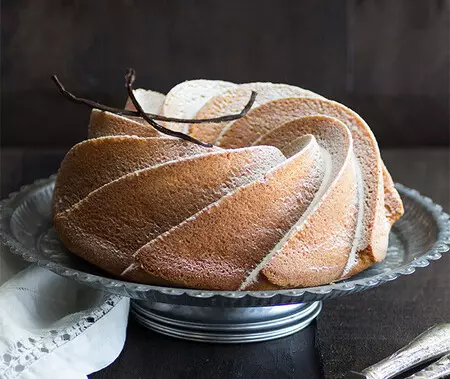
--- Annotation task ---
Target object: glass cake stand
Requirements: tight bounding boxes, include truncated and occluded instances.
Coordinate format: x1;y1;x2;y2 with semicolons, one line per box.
1;177;449;343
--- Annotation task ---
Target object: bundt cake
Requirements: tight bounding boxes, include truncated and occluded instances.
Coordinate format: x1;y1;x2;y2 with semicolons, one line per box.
52;79;404;290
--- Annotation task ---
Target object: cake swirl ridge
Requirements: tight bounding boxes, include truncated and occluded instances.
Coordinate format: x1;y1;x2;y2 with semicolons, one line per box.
53;80;404;290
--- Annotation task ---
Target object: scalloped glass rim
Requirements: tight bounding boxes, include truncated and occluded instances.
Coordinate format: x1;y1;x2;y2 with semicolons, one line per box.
0;176;449;302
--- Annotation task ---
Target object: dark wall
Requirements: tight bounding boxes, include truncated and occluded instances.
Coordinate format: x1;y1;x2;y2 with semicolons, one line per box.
1;0;449;148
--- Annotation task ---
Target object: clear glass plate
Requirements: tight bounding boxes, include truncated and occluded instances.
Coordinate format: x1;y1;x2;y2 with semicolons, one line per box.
1;176;449;307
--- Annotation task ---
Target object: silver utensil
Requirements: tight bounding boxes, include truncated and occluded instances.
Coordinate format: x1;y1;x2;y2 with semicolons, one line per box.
405;354;450;379
346;324;450;379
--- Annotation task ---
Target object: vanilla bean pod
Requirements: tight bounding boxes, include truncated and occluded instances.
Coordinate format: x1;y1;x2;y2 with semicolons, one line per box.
51;74;256;124
125;69;213;147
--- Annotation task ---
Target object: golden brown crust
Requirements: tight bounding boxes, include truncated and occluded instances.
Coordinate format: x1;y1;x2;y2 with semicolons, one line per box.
88;109;160;139
219;97;394;271
53;136;217;215
135;136;324;289
345;163;405;277
190;83;323;145
262;164;358;287
54;146;285;281
381;162;404;225
53;83;404;290
252;116;357;287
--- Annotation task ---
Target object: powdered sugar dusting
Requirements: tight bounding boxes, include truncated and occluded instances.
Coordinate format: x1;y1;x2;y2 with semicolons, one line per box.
239;147;333;290
342;153;365;276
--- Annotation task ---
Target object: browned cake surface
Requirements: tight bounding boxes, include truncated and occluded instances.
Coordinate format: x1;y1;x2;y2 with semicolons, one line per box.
88;109;160;139
54;146;285;281
53;81;404;290
53;136;217;215
136;135;324;289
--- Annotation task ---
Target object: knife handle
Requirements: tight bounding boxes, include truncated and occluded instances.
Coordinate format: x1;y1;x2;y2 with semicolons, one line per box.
405;354;450;379
360;324;450;379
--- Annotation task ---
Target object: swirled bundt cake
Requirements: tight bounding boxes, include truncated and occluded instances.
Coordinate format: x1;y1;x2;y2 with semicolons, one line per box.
52;80;403;290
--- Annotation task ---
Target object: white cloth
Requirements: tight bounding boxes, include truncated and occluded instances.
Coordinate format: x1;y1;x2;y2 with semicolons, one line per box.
0;247;130;379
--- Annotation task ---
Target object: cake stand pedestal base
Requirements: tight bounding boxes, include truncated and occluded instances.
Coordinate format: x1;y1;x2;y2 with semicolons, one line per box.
130;300;322;343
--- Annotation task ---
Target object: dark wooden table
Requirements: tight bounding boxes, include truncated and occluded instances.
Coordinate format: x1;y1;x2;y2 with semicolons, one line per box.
1;147;449;379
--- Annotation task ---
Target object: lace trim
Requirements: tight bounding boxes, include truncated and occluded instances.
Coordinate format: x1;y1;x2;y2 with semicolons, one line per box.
0;293;122;379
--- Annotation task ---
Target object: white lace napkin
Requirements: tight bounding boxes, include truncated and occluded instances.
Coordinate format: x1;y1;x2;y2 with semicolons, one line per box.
0;248;130;379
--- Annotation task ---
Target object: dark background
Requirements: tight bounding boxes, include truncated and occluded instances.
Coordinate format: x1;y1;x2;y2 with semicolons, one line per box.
1;0;449;149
